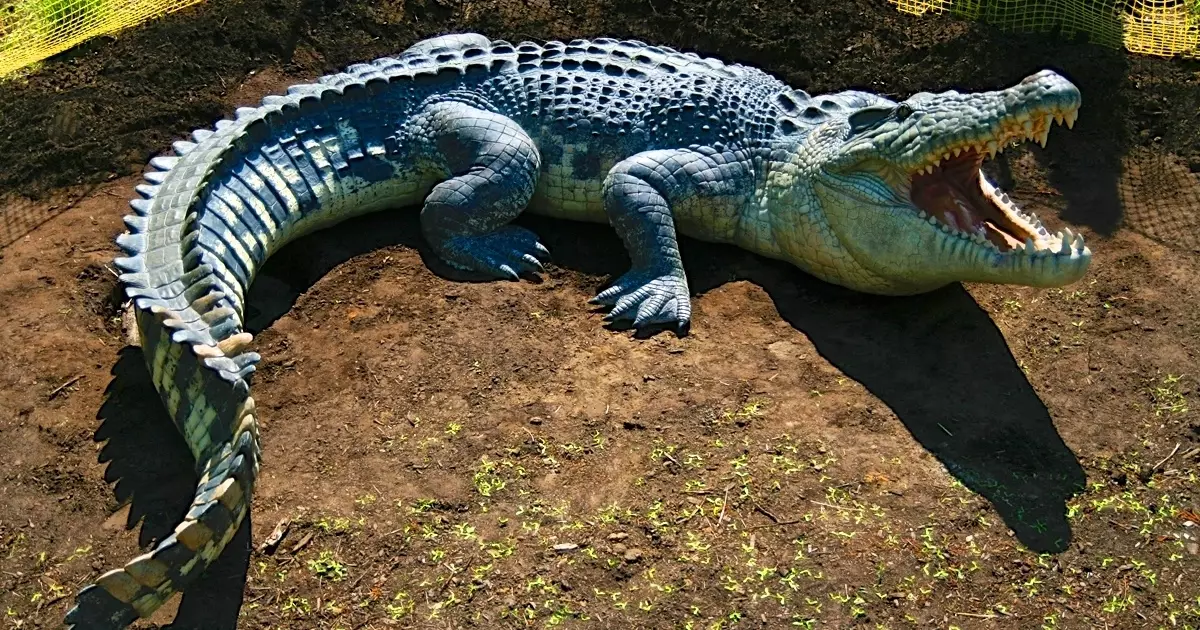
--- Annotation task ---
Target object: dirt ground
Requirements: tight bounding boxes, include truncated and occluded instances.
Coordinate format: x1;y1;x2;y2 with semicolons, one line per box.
1;0;1199;628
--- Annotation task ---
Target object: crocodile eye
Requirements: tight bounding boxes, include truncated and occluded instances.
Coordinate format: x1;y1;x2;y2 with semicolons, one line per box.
895;103;914;119
847;105;892;133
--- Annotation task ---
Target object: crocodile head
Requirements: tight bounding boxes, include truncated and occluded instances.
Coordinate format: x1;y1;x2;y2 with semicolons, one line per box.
778;69;1088;295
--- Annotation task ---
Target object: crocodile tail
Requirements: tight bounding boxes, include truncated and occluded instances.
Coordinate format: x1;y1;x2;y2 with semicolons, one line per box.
65;309;263;628
67;32;514;626
66;120;264;627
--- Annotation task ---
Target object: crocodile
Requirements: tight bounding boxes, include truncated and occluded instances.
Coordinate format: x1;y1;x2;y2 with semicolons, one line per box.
68;32;1088;627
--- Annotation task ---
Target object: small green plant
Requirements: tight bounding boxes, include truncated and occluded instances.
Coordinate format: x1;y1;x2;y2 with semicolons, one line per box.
306;550;347;581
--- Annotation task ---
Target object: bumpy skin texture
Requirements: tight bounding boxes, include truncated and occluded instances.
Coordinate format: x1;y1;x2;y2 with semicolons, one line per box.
70;33;1090;627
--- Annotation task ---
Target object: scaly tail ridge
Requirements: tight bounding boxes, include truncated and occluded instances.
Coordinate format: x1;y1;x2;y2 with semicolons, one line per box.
67;107;267;628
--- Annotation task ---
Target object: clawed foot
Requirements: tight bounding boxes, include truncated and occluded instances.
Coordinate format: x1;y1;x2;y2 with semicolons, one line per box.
591;268;691;333
440;225;550;280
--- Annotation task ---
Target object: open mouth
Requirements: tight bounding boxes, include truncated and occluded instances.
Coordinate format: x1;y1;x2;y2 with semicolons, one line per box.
906;108;1084;256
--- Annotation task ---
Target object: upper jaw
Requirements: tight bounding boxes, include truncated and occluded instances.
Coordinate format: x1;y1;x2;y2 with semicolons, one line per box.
886;72;1088;264
900;99;1078;182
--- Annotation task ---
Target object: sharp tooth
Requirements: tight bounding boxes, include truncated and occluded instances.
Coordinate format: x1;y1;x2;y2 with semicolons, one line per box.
919;210;928;219
1063;227;1074;242
1024;237;1036;253
1065;110;1077;128
1054;113;1064;125
1022;120;1034;136
928;216;938;226
953;147;962;157
1073;233;1085;249
986;140;998;157
1037;126;1050;147
1058;236;1071;255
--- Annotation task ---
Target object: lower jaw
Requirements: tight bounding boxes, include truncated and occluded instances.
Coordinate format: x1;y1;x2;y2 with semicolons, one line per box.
844;224;1091;294
934;228;1092;288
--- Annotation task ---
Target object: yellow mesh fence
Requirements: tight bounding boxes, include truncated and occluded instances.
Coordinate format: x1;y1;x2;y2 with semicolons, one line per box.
891;0;1200;58
0;0;204;76
0;0;1198;77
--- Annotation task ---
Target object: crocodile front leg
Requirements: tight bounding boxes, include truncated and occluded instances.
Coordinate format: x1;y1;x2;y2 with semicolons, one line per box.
412;100;548;280
593;148;747;333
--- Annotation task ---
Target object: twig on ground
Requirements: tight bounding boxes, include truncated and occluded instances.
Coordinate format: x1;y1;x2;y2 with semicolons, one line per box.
744;500;809;530
809;499;861;513
716;485;732;528
753;502;780;524
48;375;83;399
954;612;998;619
1153;442;1181;471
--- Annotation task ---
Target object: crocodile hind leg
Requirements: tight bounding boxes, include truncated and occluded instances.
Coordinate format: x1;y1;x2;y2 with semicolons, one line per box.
411;100;548;280
592;148;747;333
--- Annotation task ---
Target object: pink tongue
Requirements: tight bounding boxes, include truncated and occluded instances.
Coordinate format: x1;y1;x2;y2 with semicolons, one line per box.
948;187;985;233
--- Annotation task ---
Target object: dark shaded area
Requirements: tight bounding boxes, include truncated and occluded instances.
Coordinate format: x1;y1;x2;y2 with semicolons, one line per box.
244;209;432;334
1029;47;1129;237
243;205;1087;553
93;347;251;629
975;34;1131;236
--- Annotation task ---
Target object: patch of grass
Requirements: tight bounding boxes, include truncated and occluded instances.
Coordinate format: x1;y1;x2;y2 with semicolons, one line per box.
219;395;1200;630
36;0;107;31
1150;373;1189;417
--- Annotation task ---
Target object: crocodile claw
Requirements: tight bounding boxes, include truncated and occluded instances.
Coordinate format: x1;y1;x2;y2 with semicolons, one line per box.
441;225;550;280
592;269;691;333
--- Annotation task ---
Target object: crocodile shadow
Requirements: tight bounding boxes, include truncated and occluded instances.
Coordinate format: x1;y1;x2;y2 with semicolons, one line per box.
93;347;251;629
706;250;1088;553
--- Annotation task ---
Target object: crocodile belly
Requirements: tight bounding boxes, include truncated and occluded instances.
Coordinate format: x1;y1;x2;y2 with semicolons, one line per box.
526;134;623;223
